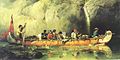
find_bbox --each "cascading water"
[83,5,90,35]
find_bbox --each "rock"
[0,0,120,35]
[85,0,120,34]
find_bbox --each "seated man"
[47,30,53,40]
[41,30,48,39]
[37,33,42,40]
[52,29,57,40]
[57,31,64,40]
[71,29,77,39]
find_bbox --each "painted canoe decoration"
[24,30,112,46]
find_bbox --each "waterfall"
[83,6,90,35]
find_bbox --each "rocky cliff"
[0,0,120,36]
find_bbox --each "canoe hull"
[24,39,98,46]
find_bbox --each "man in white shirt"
[71,29,78,39]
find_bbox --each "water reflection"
[0,41,113,60]
[40,45,112,60]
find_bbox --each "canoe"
[24,32,112,46]
[7,30,112,46]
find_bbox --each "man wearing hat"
[92,28,99,38]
